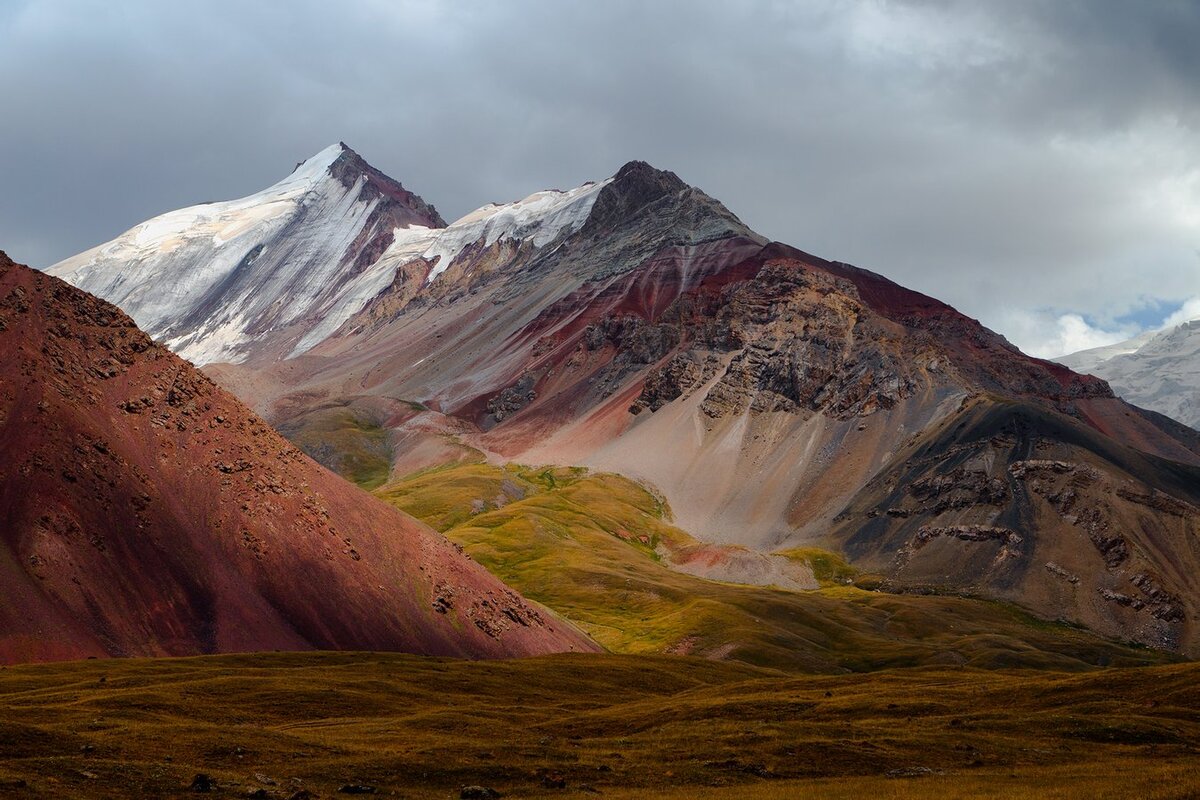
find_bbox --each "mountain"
[1059,320,1200,430]
[1057,329,1160,375]
[0,252,595,664]
[48,147,1200,655]
[48,144,445,365]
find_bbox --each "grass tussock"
[1,652,1199,798]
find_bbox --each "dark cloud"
[1,0,1197,355]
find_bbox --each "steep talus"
[834,397,1200,651]
[492,234,1152,539]
[0,252,595,664]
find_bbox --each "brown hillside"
[0,252,596,663]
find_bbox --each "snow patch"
[424,178,611,282]
[289,223,443,356]
[293,178,613,355]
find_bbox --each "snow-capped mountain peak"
[48,146,626,365]
[1059,317,1200,429]
[285,177,614,356]
[422,179,612,283]
[284,142,350,187]
[47,144,445,364]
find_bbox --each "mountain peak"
[574,159,754,247]
[290,140,367,168]
[288,143,445,228]
[575,160,694,237]
[288,142,349,181]
[611,159,687,192]
[1059,313,1200,429]
[47,142,446,364]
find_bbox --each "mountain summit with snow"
[48,144,624,365]
[48,143,445,364]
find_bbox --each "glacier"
[49,144,614,366]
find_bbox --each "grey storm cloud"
[1,0,1198,357]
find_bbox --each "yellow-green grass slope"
[375,463,1169,673]
[2,652,1199,799]
[277,407,393,490]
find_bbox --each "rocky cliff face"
[834,399,1200,652]
[0,252,596,664]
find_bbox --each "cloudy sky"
[1,0,1197,358]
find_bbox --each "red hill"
[0,252,596,663]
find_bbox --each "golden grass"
[375,463,1172,673]
[774,546,858,586]
[2,652,1198,798]
[602,761,1200,800]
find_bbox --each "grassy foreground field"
[375,463,1170,672]
[2,652,1199,798]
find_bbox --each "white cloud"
[1048,314,1139,358]
[990,291,1200,361]
[1161,296,1200,329]
[988,308,1140,359]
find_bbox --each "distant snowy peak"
[1059,318,1200,429]
[47,143,445,365]
[1057,329,1161,375]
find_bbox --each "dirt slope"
[0,252,596,663]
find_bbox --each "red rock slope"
[0,252,596,664]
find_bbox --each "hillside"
[0,252,595,663]
[374,461,1168,672]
